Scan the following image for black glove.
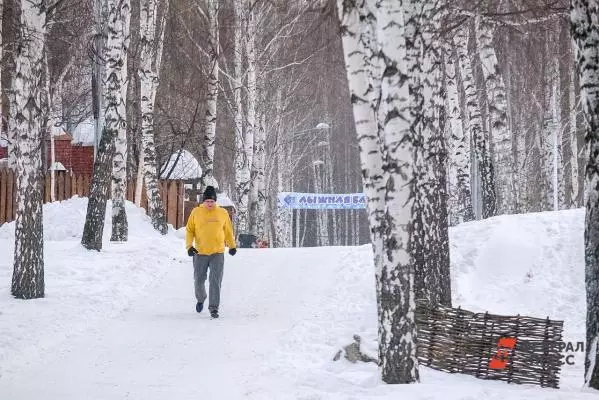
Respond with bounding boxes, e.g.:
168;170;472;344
228;248;237;256
188;247;198;257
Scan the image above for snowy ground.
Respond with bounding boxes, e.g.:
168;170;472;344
0;198;595;399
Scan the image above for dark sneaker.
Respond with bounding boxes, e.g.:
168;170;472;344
196;302;203;313
210;310;219;319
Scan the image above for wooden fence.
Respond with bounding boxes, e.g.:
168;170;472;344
0;168;186;229
415;299;564;388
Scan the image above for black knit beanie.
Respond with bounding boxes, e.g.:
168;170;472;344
203;186;217;201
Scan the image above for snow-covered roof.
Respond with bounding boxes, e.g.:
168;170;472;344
0;135;7;147
160;150;202;180
71;118;95;146
217;192;235;208
49;162;67;171
315;122;330;129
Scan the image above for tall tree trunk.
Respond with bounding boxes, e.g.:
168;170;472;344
274;89;292;247
233;0;248;233
92;0;106;160
201;0;219;191
138;0;168;234
570;51;580;208
571;0;599;389
475;16;513;215
82;0;130;250
11;0;46;299
338;0;419;384
405;0;451;307
110;0;132;242
445;44;474;225
254;111;266;238
454;25;497;219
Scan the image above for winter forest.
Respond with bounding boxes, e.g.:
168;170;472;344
5;0;599;396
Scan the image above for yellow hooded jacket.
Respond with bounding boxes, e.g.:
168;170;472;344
185;204;236;255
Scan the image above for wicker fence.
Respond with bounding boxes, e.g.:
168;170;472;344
415;299;564;388
0;168;187;229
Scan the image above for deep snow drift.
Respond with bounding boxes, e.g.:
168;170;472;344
0;198;594;399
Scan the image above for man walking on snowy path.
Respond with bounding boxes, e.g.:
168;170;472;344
186;186;237;318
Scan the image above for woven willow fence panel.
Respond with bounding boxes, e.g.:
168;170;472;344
415;300;564;388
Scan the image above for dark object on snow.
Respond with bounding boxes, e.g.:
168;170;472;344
333;335;378;364
196;302;203;313
228;248;237;256
188;246;198;257
203;186;217;202
238;233;257;248
210;310;219;318
415;299;564;389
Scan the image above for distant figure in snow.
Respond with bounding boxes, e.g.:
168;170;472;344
186;186;237;319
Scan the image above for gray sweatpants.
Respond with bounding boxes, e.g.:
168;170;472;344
193;253;225;312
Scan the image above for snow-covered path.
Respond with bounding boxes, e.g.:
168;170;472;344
2;199;599;399
0;246;350;399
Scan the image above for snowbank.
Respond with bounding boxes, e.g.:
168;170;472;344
0;197;184;382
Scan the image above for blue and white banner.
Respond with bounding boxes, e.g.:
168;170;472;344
278;192;366;210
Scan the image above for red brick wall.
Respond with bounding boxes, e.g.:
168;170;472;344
0;146;6;159
47;140;72;170
71;145;94;175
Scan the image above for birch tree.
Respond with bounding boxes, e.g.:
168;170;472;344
138;0;168;234
11;0;47;299
233;0;249;233
570;56;580;207
82;0;132;250
200;0;219;191
445;44;474;225
111;0;132;242
474;16;513;215
571;0;599;389
404;0;451;307
454;24;496;219
337;0;419;384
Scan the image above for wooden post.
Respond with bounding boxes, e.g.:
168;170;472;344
7;170;14;221
44;173;51;203
167;180;177;227
77;174;84;197
178;181;185;228
83;174;91;197
57;171;65;201
65;171;72;199
0;168;6;224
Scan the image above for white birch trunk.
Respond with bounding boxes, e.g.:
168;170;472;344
11;0;46;299
201;0;219;191
245;0;256;232
475;16;513;215
138;0;168;234
405;0;451;308
254;112;266;238
109;0;131;242
92;0;106;160
455;25;497;219
233;0;248;233
339;0;419;383
445;44;474;225
376;0;418;382
570;55;580;208
571;0;599;388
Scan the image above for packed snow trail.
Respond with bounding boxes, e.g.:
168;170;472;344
0;245;350;399
1;199;598;399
